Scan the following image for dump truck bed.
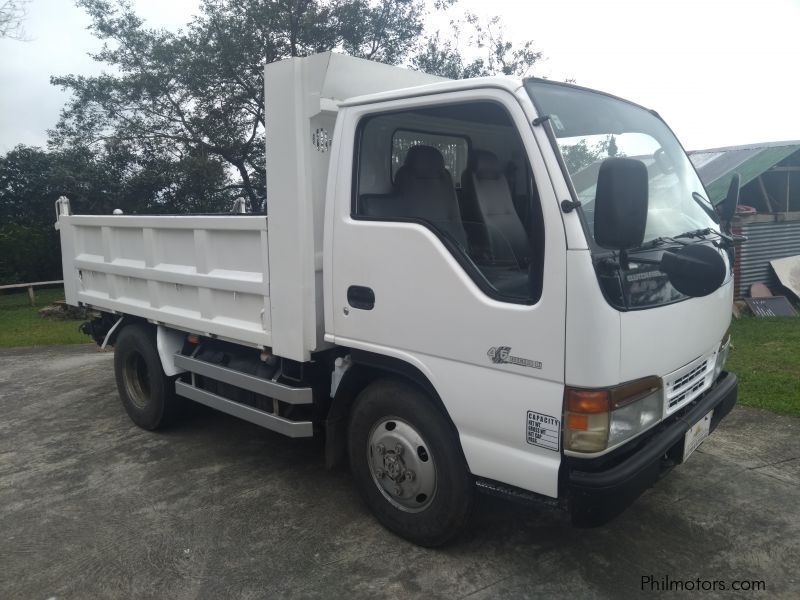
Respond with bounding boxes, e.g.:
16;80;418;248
56;214;272;347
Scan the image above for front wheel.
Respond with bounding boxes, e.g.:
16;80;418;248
348;379;473;546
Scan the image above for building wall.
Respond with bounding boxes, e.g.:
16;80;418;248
735;214;800;298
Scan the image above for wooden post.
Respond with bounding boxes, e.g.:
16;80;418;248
787;170;791;215
27;286;35;306
758;175;778;213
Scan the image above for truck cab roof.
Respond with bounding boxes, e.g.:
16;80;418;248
340;75;524;108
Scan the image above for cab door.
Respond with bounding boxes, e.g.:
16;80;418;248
325;86;567;497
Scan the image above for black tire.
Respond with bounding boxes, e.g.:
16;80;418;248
113;323;180;430
348;379;473;547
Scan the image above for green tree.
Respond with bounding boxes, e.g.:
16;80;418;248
560;135;623;174
0;146;65;283
560;140;600;175
0;143;233;283
51;0;543;212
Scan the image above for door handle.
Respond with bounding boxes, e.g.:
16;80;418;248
347;285;375;310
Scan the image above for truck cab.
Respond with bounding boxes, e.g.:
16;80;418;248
56;53;738;546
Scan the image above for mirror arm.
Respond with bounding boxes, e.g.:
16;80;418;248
707;228;747;248
597;257;620;273
721;219;733;236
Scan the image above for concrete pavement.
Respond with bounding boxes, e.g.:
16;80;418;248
1;344;798;599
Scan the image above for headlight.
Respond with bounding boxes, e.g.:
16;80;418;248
564;376;663;453
714;333;731;380
607;389;662;447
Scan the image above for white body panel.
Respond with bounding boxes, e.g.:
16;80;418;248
565;250;622;387
619;280;733;381
265;53;444;361
564;248;732;387
326;87;567;497
57;215;272;347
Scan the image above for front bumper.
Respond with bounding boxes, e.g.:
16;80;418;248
565;371;738;527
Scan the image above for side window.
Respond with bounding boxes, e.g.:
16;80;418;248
353;101;544;304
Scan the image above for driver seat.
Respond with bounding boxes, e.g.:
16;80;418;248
461;150;532;266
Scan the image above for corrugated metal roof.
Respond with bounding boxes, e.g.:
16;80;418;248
688;142;800;204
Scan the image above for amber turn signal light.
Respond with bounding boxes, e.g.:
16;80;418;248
566;413;589;431
566;389;610;414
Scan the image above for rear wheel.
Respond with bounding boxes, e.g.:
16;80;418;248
348;379;473;546
113;324;180;430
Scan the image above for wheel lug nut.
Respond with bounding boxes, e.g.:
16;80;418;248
393;486;402;496
376;443;385;455
375;469;385;479
404;470;415;482
395;444;403;455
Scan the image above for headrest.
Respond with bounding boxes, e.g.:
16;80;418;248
470;150;501;180
403;145;446;179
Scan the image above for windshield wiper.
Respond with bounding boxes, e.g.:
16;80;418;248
636;227;741;253
675;227;714;240
637;235;680;250
676;227;747;246
636;230;709;250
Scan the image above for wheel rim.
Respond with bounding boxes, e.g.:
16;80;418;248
367;417;437;513
122;351;151;410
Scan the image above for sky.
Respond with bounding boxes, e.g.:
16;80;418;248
1;0;798;154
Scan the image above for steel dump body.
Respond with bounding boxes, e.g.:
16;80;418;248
57;214;272;347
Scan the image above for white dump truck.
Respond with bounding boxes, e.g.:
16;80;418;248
56;52;741;546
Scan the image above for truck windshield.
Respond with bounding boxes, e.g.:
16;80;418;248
524;80;717;247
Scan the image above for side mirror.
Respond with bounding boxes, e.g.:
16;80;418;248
718;173;740;231
661;243;727;297
593;158;649;249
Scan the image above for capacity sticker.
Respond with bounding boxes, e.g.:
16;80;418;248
526;411;560;452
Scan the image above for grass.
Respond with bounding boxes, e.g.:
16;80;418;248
727;316;800;417
1;286;798;417
0;288;89;348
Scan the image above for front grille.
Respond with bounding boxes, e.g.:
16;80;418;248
664;350;717;414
